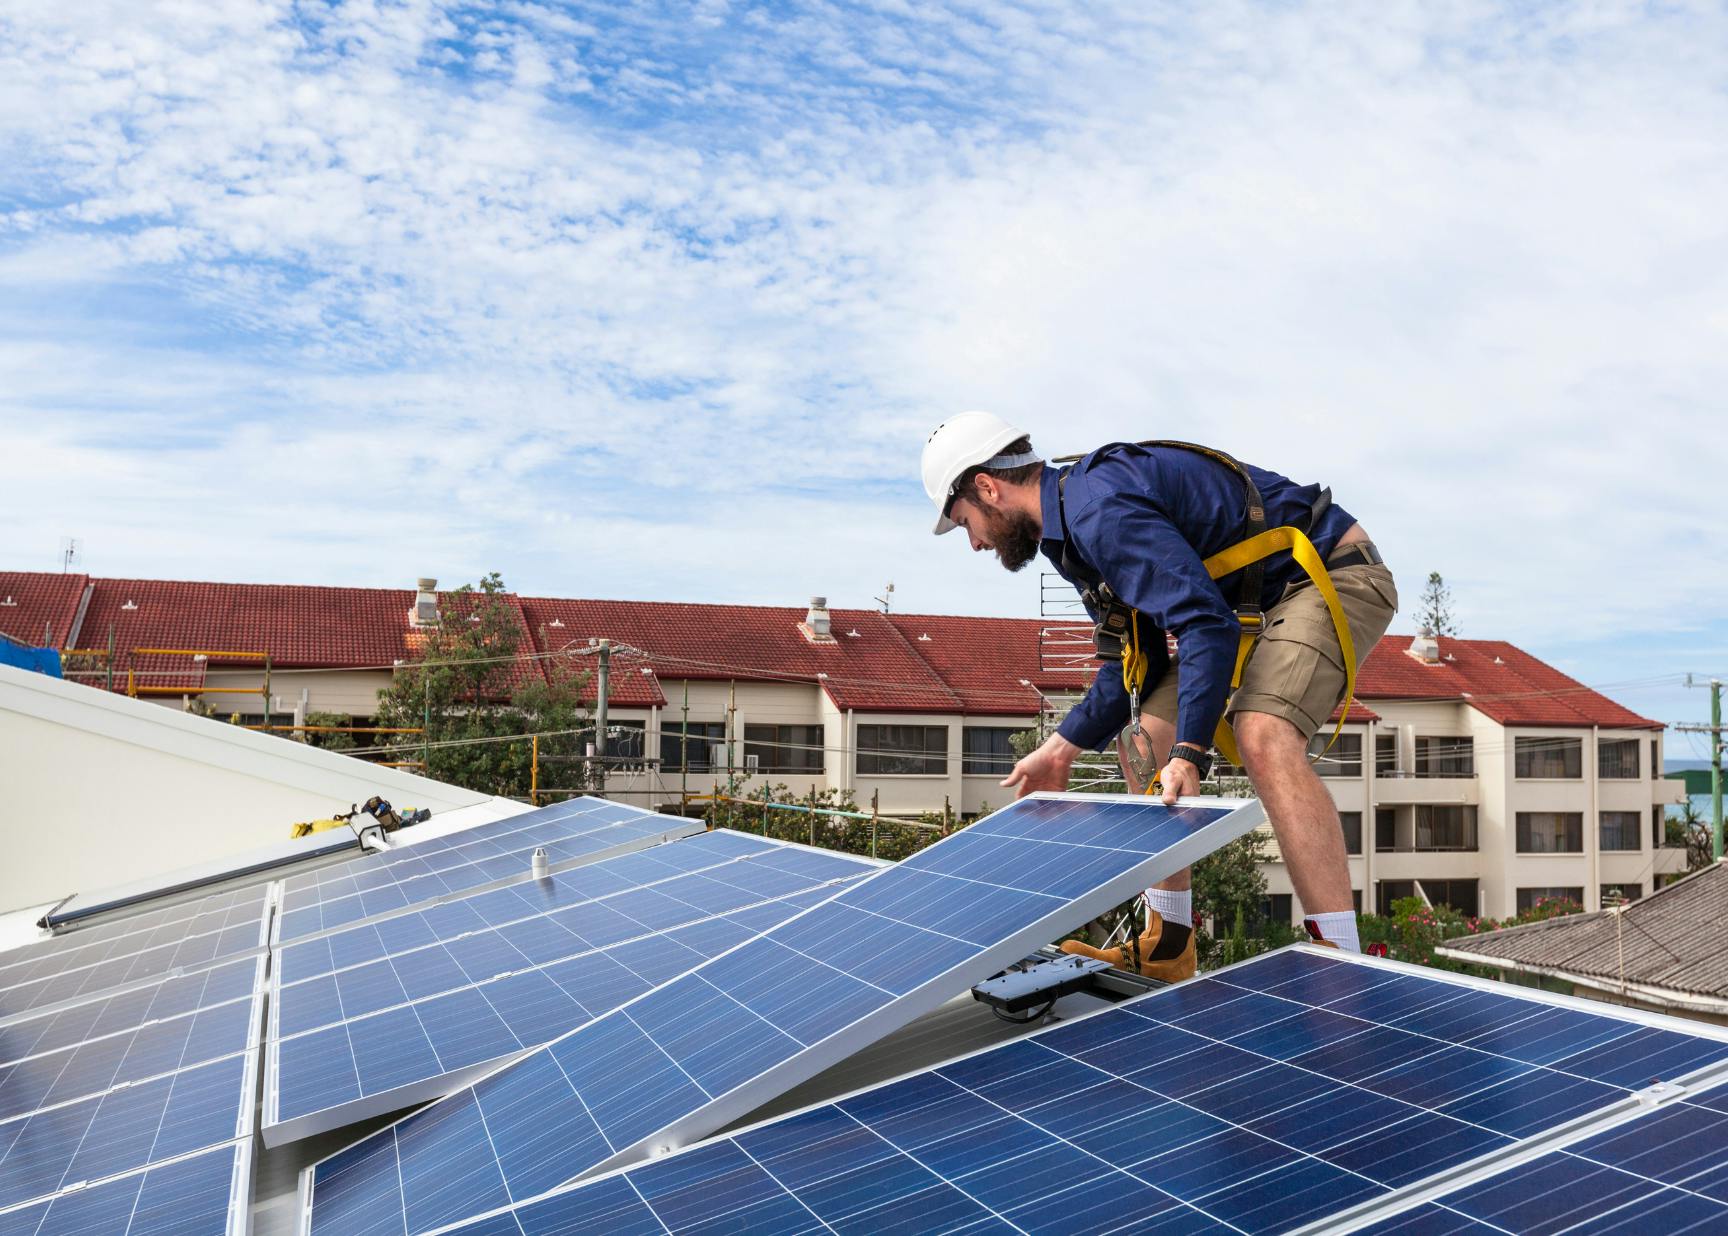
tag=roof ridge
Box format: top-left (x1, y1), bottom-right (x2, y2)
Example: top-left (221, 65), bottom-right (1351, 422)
top-left (866, 611), bottom-right (967, 711)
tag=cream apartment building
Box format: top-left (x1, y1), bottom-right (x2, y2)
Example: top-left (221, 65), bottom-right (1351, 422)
top-left (3, 572), bottom-right (1683, 924)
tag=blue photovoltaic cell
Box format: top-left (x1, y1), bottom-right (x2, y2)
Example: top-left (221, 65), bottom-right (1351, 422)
top-left (0, 1140), bottom-right (248, 1236)
top-left (0, 1051), bottom-right (252, 1211)
top-left (434, 948), bottom-right (1728, 1236)
top-left (1361, 1079), bottom-right (1728, 1234)
top-left (274, 800), bottom-right (701, 943)
top-left (268, 836), bottom-right (872, 1134)
top-left (0, 958), bottom-right (258, 1065)
top-left (305, 794), bottom-right (1256, 1235)
top-left (0, 889), bottom-right (269, 1021)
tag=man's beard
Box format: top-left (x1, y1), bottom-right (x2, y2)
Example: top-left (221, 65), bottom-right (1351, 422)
top-left (984, 507), bottom-right (1041, 572)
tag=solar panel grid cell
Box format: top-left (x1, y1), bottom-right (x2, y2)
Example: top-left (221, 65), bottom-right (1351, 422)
top-left (0, 958), bottom-right (258, 1062)
top-left (428, 948), bottom-right (1728, 1236)
top-left (0, 885), bottom-right (268, 970)
top-left (300, 794), bottom-right (1263, 1235)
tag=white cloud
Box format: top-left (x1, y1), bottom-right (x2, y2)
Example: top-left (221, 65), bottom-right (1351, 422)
top-left (0, 0), bottom-right (1723, 670)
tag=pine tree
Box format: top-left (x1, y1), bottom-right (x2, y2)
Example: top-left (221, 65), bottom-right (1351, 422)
top-left (1417, 571), bottom-right (1458, 636)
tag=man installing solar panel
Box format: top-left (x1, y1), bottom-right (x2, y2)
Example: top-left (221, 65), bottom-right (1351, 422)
top-left (921, 412), bottom-right (1397, 980)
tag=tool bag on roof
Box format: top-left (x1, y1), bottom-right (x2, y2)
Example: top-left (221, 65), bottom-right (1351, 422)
top-left (1053, 440), bottom-right (1357, 781)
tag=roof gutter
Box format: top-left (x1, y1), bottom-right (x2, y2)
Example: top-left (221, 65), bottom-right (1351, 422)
top-left (1433, 947), bottom-right (1728, 1018)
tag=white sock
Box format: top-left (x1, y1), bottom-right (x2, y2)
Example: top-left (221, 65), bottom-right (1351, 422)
top-left (1306, 911), bottom-right (1360, 953)
top-left (1144, 888), bottom-right (1192, 928)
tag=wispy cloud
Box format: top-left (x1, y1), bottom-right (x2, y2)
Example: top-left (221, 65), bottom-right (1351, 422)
top-left (0, 2), bottom-right (1723, 712)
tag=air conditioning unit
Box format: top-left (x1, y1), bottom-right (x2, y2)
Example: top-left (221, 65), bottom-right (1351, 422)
top-left (745, 754), bottom-right (760, 773)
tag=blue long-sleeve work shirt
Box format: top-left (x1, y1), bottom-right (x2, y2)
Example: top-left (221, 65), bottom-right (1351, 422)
top-left (1042, 443), bottom-right (1358, 753)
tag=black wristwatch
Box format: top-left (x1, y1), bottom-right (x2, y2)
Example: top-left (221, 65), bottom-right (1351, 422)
top-left (1169, 743), bottom-right (1214, 779)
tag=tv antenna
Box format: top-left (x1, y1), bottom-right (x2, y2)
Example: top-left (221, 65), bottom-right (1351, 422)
top-left (59, 537), bottom-right (81, 573)
top-left (875, 581), bottom-right (895, 613)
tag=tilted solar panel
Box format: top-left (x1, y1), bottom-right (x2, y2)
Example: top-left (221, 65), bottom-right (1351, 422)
top-left (273, 799), bottom-right (704, 944)
top-left (1, 885), bottom-right (269, 971)
top-left (0, 957), bottom-right (258, 1054)
top-left (426, 947), bottom-right (1728, 1236)
top-left (298, 792), bottom-right (1268, 1235)
top-left (0, 1140), bottom-right (251, 1236)
top-left (264, 832), bottom-right (876, 1143)
top-left (0, 895), bottom-right (271, 1022)
top-left (1355, 1077), bottom-right (1728, 1234)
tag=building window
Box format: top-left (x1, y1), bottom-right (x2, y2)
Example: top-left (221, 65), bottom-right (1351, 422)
top-left (1650, 739), bottom-right (1659, 774)
top-left (1599, 883), bottom-right (1641, 905)
top-left (1308, 732), bottom-right (1362, 777)
top-left (1516, 887), bottom-right (1584, 915)
top-left (1375, 733), bottom-right (1399, 776)
top-left (1597, 738), bottom-right (1640, 780)
top-left (1376, 880), bottom-right (1416, 916)
top-left (1418, 879), bottom-right (1479, 917)
top-left (1351, 889), bottom-right (1362, 914)
top-left (1415, 736), bottom-right (1474, 777)
top-left (1516, 811), bottom-right (1583, 853)
top-left (962, 727), bottom-right (1029, 775)
top-left (661, 722), bottom-right (727, 772)
top-left (744, 724), bottom-right (826, 774)
top-left (1375, 807), bottom-right (1397, 851)
top-left (857, 725), bottom-right (948, 776)
top-left (1415, 806), bottom-right (1477, 851)
top-left (1514, 736), bottom-right (1581, 779)
top-left (1339, 811), bottom-right (1362, 855)
top-left (1599, 811), bottom-right (1642, 852)
top-left (1242, 893), bottom-right (1294, 933)
top-left (603, 720), bottom-right (647, 768)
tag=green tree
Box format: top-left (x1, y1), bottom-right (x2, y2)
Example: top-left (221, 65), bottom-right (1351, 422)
top-left (1417, 572), bottom-right (1458, 636)
top-left (303, 711), bottom-right (357, 752)
top-left (374, 573), bottom-right (591, 800)
top-left (1670, 800), bottom-right (1714, 872)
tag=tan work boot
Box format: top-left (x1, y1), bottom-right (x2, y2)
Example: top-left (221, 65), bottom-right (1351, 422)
top-left (1061, 910), bottom-right (1197, 983)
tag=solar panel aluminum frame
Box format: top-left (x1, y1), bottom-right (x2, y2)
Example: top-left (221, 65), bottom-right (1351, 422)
top-left (259, 833), bottom-right (883, 1147)
top-left (421, 941), bottom-right (1728, 1236)
top-left (0, 887), bottom-right (276, 1031)
top-left (265, 815), bottom-right (707, 950)
top-left (0, 1138), bottom-right (257, 1236)
top-left (294, 791), bottom-right (1268, 1232)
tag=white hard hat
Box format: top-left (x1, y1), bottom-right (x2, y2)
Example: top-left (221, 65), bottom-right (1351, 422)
top-left (921, 411), bottom-right (1038, 535)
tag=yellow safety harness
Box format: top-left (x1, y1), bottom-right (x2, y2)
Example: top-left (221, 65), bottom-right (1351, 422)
top-left (1056, 441), bottom-right (1357, 790)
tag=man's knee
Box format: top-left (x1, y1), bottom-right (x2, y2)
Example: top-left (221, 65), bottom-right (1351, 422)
top-left (1233, 711), bottom-right (1307, 768)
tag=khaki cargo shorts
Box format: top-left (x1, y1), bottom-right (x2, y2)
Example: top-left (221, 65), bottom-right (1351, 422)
top-left (1140, 554), bottom-right (1398, 742)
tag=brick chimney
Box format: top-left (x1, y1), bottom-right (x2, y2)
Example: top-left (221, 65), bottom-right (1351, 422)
top-left (800, 595), bottom-right (836, 644)
top-left (411, 578), bottom-right (440, 628)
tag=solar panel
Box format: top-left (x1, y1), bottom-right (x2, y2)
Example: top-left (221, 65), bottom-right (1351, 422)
top-left (0, 1140), bottom-right (251, 1236)
top-left (1353, 1077), bottom-right (1728, 1234)
top-left (299, 791), bottom-right (1268, 1234)
top-left (0, 958), bottom-right (258, 1055)
top-left (273, 799), bottom-right (704, 944)
top-left (0, 958), bottom-right (264, 1121)
top-left (423, 947), bottom-right (1728, 1236)
top-left (0, 893), bottom-right (271, 1022)
top-left (264, 832), bottom-right (876, 1143)
top-left (1, 885), bottom-right (269, 970)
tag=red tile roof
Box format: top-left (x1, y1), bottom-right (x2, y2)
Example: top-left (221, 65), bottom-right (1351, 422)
top-left (1354, 635), bottom-right (1661, 730)
top-left (0, 572), bottom-right (88, 650)
top-left (0, 573), bottom-right (1661, 730)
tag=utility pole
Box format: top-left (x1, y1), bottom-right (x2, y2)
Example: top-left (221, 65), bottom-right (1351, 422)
top-left (594, 639), bottom-right (611, 799)
top-left (680, 680), bottom-right (690, 811)
top-left (1677, 677), bottom-right (1724, 860)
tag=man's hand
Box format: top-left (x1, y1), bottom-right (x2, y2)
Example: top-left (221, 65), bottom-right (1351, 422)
top-left (1157, 756), bottom-right (1201, 805)
top-left (1001, 733), bottom-right (1080, 799)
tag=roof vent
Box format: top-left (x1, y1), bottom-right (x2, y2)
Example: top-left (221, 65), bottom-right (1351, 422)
top-left (1406, 630), bottom-right (1441, 665)
top-left (800, 595), bottom-right (836, 645)
top-left (411, 578), bottom-right (439, 628)
top-left (845, 629), bottom-right (860, 638)
top-left (1493, 656), bottom-right (1504, 665)
top-left (121, 600), bottom-right (138, 611)
top-left (0, 596), bottom-right (14, 607)
top-left (918, 633), bottom-right (931, 642)
top-left (549, 618), bottom-right (565, 628)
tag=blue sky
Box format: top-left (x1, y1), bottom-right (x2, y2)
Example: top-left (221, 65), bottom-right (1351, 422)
top-left (1, 0), bottom-right (1724, 735)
